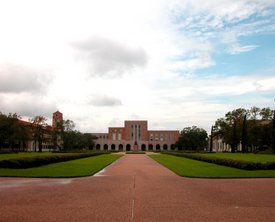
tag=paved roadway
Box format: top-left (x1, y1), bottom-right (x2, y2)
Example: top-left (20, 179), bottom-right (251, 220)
top-left (0, 154), bottom-right (275, 222)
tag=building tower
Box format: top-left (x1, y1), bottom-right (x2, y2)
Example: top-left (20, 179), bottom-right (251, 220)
top-left (52, 110), bottom-right (63, 128)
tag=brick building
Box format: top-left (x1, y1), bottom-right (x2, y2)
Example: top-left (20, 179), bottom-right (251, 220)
top-left (93, 120), bottom-right (180, 151)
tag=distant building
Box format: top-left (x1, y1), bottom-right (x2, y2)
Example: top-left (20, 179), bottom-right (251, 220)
top-left (4, 111), bottom-right (64, 151)
top-left (92, 120), bottom-right (180, 151)
top-left (52, 110), bottom-right (63, 128)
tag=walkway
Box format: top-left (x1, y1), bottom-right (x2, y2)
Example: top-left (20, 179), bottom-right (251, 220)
top-left (1, 154), bottom-right (275, 221)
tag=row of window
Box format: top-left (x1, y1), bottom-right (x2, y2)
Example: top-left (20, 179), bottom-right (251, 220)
top-left (149, 132), bottom-right (174, 141)
top-left (97, 132), bottom-right (176, 141)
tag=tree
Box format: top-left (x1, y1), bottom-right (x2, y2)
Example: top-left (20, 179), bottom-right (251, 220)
top-left (176, 126), bottom-right (208, 150)
top-left (272, 110), bottom-right (275, 153)
top-left (51, 120), bottom-right (64, 150)
top-left (209, 126), bottom-right (213, 152)
top-left (231, 119), bottom-right (237, 153)
top-left (0, 113), bottom-right (30, 150)
top-left (241, 114), bottom-right (247, 153)
top-left (260, 107), bottom-right (273, 120)
top-left (213, 106), bottom-right (274, 152)
top-left (31, 116), bottom-right (48, 152)
top-left (250, 106), bottom-right (260, 120)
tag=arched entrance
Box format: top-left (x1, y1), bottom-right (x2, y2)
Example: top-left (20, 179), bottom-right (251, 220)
top-left (163, 144), bottom-right (168, 150)
top-left (119, 144), bottom-right (123, 151)
top-left (111, 144), bottom-right (116, 150)
top-left (156, 144), bottom-right (160, 151)
top-left (148, 144), bottom-right (153, 151)
top-left (96, 144), bottom-right (101, 150)
top-left (126, 144), bottom-right (131, 151)
top-left (141, 144), bottom-right (146, 151)
top-left (104, 144), bottom-right (108, 150)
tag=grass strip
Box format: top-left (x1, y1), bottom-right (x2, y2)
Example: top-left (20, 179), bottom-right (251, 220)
top-left (150, 154), bottom-right (275, 178)
top-left (0, 154), bottom-right (122, 178)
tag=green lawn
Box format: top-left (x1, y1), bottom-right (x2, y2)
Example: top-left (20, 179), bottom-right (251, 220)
top-left (150, 154), bottom-right (275, 178)
top-left (0, 154), bottom-right (122, 178)
top-left (200, 153), bottom-right (275, 163)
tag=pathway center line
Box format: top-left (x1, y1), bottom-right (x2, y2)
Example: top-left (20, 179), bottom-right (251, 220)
top-left (132, 172), bottom-right (136, 222)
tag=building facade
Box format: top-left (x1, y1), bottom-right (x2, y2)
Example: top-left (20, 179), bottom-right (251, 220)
top-left (93, 120), bottom-right (180, 151)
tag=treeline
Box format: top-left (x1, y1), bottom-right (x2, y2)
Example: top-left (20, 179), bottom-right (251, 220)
top-left (0, 112), bottom-right (95, 151)
top-left (0, 113), bottom-right (30, 150)
top-left (54, 119), bottom-right (96, 150)
top-left (212, 106), bottom-right (275, 153)
top-left (175, 126), bottom-right (208, 151)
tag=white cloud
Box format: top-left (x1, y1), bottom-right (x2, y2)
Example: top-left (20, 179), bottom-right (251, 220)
top-left (0, 93), bottom-right (56, 118)
top-left (89, 95), bottom-right (123, 107)
top-left (0, 64), bottom-right (51, 94)
top-left (72, 36), bottom-right (148, 77)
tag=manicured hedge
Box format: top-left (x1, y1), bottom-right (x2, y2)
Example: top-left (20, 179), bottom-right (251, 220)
top-left (0, 151), bottom-right (110, 169)
top-left (162, 152), bottom-right (275, 170)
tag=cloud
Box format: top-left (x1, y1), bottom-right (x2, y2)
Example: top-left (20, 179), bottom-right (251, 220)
top-left (168, 53), bottom-right (215, 71)
top-left (0, 63), bottom-right (51, 94)
top-left (0, 93), bottom-right (57, 118)
top-left (221, 31), bottom-right (259, 54)
top-left (89, 95), bottom-right (122, 107)
top-left (72, 36), bottom-right (148, 77)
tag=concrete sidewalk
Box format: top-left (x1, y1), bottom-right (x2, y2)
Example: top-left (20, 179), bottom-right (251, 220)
top-left (1, 154), bottom-right (275, 221)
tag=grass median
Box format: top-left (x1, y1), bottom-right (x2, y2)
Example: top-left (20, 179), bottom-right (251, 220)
top-left (149, 154), bottom-right (275, 178)
top-left (0, 154), bottom-right (122, 178)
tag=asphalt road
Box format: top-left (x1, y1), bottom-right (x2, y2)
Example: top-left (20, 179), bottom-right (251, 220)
top-left (1, 154), bottom-right (275, 222)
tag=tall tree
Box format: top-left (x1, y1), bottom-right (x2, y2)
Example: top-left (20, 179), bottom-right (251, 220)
top-left (31, 116), bottom-right (48, 152)
top-left (260, 107), bottom-right (273, 120)
top-left (209, 126), bottom-right (213, 152)
top-left (241, 114), bottom-right (247, 153)
top-left (272, 110), bottom-right (275, 154)
top-left (176, 126), bottom-right (208, 151)
top-left (231, 119), bottom-right (237, 153)
top-left (250, 106), bottom-right (260, 120)
top-left (0, 113), bottom-right (30, 150)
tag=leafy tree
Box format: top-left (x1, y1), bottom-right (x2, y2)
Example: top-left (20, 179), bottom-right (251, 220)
top-left (272, 110), bottom-right (275, 153)
top-left (176, 126), bottom-right (208, 150)
top-left (0, 113), bottom-right (30, 150)
top-left (214, 106), bottom-right (274, 152)
top-left (31, 116), bottom-right (48, 152)
top-left (209, 126), bottom-right (213, 152)
top-left (51, 120), bottom-right (64, 150)
top-left (241, 114), bottom-right (247, 153)
top-left (260, 107), bottom-right (273, 120)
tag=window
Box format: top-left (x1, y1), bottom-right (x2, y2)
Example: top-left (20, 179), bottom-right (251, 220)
top-left (118, 133), bottom-right (122, 140)
top-left (112, 132), bottom-right (116, 140)
top-left (170, 133), bottom-right (174, 140)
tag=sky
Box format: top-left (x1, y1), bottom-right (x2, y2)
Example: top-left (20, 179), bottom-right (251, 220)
top-left (0, 0), bottom-right (275, 133)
